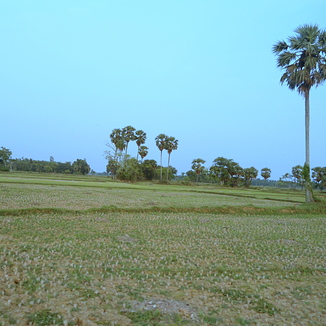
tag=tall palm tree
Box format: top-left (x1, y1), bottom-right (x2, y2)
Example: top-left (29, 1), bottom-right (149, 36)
top-left (165, 136), bottom-right (178, 181)
top-left (273, 24), bottom-right (326, 202)
top-left (135, 130), bottom-right (147, 160)
top-left (155, 133), bottom-right (167, 181)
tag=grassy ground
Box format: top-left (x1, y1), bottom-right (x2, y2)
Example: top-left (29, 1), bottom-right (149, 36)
top-left (0, 182), bottom-right (301, 211)
top-left (0, 173), bottom-right (326, 325)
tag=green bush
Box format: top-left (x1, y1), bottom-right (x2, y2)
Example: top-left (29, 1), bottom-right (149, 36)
top-left (116, 158), bottom-right (143, 182)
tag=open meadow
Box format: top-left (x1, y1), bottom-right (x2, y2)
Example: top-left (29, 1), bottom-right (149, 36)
top-left (1, 173), bottom-right (326, 325)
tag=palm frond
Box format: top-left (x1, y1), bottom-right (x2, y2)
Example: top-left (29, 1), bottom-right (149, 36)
top-left (295, 24), bottom-right (319, 42)
top-left (288, 70), bottom-right (302, 88)
top-left (288, 35), bottom-right (304, 50)
top-left (272, 40), bottom-right (288, 53)
top-left (286, 64), bottom-right (297, 73)
top-left (318, 62), bottom-right (326, 75)
top-left (280, 72), bottom-right (289, 84)
top-left (277, 51), bottom-right (296, 67)
top-left (305, 43), bottom-right (318, 55)
top-left (313, 64), bottom-right (326, 85)
top-left (318, 30), bottom-right (326, 47)
top-left (305, 55), bottom-right (318, 70)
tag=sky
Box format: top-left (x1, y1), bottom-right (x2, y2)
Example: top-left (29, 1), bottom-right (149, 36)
top-left (1, 0), bottom-right (325, 180)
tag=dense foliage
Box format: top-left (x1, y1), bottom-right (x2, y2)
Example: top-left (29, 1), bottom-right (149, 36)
top-left (7, 157), bottom-right (90, 175)
top-left (185, 157), bottom-right (258, 187)
top-left (0, 147), bottom-right (12, 171)
top-left (106, 155), bottom-right (177, 182)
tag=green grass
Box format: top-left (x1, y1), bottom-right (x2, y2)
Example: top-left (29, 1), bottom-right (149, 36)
top-left (0, 171), bottom-right (314, 203)
top-left (2, 172), bottom-right (326, 217)
top-left (0, 172), bottom-right (326, 325)
top-left (0, 182), bottom-right (299, 210)
top-left (27, 309), bottom-right (64, 326)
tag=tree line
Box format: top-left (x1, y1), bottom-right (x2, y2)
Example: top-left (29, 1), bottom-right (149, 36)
top-left (1, 142), bottom-right (325, 189)
top-left (0, 147), bottom-right (90, 175)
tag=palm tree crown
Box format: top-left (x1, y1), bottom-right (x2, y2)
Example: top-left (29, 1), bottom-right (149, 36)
top-left (165, 137), bottom-right (178, 157)
top-left (272, 24), bottom-right (326, 94)
top-left (155, 134), bottom-right (167, 152)
top-left (138, 145), bottom-right (148, 162)
top-left (122, 126), bottom-right (136, 155)
top-left (135, 130), bottom-right (147, 160)
top-left (110, 128), bottom-right (125, 155)
top-left (135, 130), bottom-right (146, 147)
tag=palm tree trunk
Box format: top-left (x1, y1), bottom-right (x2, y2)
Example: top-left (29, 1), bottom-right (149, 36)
top-left (166, 153), bottom-right (171, 182)
top-left (304, 90), bottom-right (314, 203)
top-left (160, 151), bottom-right (163, 181)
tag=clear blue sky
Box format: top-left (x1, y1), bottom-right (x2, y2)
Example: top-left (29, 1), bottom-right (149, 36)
top-left (1, 0), bottom-right (325, 179)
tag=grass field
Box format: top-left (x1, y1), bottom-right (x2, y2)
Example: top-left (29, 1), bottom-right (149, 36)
top-left (1, 172), bottom-right (325, 325)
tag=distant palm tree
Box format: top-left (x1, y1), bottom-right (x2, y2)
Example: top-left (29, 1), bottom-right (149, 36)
top-left (191, 158), bottom-right (206, 184)
top-left (135, 130), bottom-right (147, 160)
top-left (165, 136), bottom-right (178, 181)
top-left (155, 134), bottom-right (167, 181)
top-left (273, 24), bottom-right (326, 202)
top-left (292, 165), bottom-right (303, 188)
top-left (243, 167), bottom-right (258, 187)
top-left (261, 167), bottom-right (271, 180)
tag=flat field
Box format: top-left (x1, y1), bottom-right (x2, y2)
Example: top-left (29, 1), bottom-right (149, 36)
top-left (0, 173), bottom-right (325, 325)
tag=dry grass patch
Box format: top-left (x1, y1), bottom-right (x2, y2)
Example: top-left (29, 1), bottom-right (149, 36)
top-left (1, 212), bottom-right (325, 325)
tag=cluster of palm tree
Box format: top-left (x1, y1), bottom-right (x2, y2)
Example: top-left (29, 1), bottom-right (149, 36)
top-left (106, 128), bottom-right (179, 182)
top-left (155, 134), bottom-right (178, 181)
top-left (108, 126), bottom-right (148, 162)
